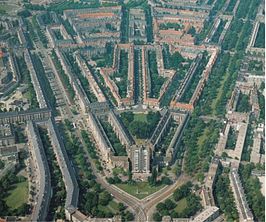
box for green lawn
[108,200,119,212]
[174,198,188,213]
[98,200,119,214]
[133,113,147,122]
[0,3,20,14]
[116,182,165,199]
[5,181,28,210]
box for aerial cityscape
[0,0,264,221]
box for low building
[0,124,15,146]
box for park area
[120,111,161,140]
[5,180,28,210]
[116,182,165,199]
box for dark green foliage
[198,15,254,117]
[31,53,57,111]
[236,92,251,112]
[120,112,134,125]
[53,29,64,40]
[225,127,237,150]
[225,0,237,13]
[241,124,252,161]
[61,18,76,36]
[258,90,265,121]
[100,120,127,156]
[148,50,165,98]
[239,164,265,222]
[214,166,238,221]
[62,125,120,219]
[45,1,100,14]
[39,127,66,220]
[51,50,75,101]
[120,6,129,43]
[195,0,226,44]
[24,3,45,11]
[182,118,220,175]
[40,12,53,25]
[155,121,177,155]
[148,167,158,186]
[160,47,191,106]
[17,9,31,18]
[162,46,186,70]
[111,50,128,98]
[254,23,265,48]
[153,183,201,219]
[16,56,38,108]
[179,52,209,103]
[159,23,183,31]
[0,160,4,169]
[32,15,48,47]
[92,43,114,67]
[144,5,153,43]
[64,52,97,102]
[0,172,30,216]
[187,26,196,36]
[173,182,192,202]
[121,111,161,139]
[133,49,141,103]
[211,20,226,43]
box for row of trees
[225,0,238,13]
[238,163,265,222]
[39,127,66,220]
[64,52,98,103]
[211,19,226,43]
[62,124,113,217]
[31,53,57,112]
[182,117,220,177]
[254,23,265,48]
[63,124,134,221]
[148,51,165,99]
[155,121,177,155]
[51,50,75,100]
[112,50,128,98]
[100,120,127,156]
[180,52,209,103]
[195,0,226,44]
[213,166,238,221]
[160,45,193,106]
[159,23,183,31]
[32,15,48,47]
[198,0,258,116]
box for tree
[118,202,126,212]
[161,176,172,185]
[0,160,4,169]
[153,212,162,222]
[164,199,176,210]
[148,167,158,186]
[17,9,32,18]
[99,191,112,206]
[124,211,134,221]
[156,202,165,212]
[84,192,98,213]
[187,26,196,36]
